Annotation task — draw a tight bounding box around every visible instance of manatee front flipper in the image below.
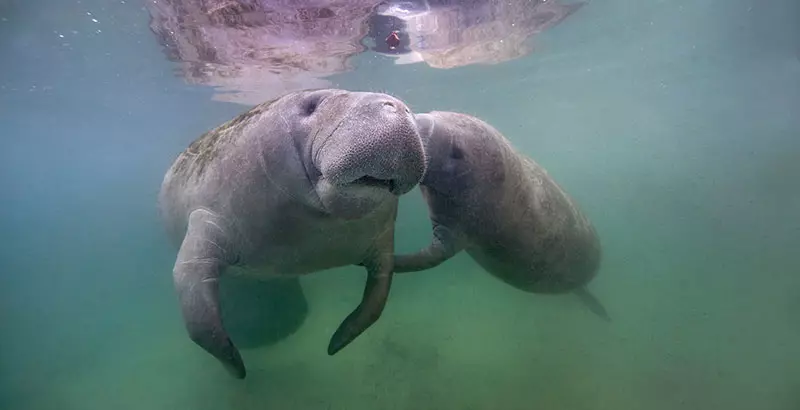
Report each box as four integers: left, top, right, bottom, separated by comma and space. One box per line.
393, 223, 465, 273
173, 209, 245, 379
328, 223, 397, 355
573, 286, 611, 322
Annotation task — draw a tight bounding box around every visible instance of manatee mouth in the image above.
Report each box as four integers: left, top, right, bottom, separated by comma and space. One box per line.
352, 175, 396, 192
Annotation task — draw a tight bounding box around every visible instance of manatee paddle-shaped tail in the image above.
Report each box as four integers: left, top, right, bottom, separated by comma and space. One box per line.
173, 209, 246, 379
573, 286, 611, 322
328, 210, 399, 356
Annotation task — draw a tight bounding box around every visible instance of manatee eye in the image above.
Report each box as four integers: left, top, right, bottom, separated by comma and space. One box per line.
302, 95, 324, 116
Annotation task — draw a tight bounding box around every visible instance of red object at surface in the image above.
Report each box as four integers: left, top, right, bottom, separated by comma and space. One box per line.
385, 31, 400, 49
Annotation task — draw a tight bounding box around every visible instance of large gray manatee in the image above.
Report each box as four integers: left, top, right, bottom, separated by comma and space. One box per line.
393, 111, 610, 320
158, 89, 427, 379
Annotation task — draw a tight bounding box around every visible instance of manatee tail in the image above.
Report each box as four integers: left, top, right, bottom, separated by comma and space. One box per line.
573, 286, 611, 322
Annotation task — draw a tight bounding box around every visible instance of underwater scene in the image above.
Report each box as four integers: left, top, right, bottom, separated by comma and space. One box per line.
1, 0, 799, 409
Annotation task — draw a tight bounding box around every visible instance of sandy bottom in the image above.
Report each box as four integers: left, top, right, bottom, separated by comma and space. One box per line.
12, 254, 797, 410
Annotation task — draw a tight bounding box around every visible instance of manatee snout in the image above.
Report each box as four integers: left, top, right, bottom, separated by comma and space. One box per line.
361, 96, 426, 196
325, 94, 425, 193
315, 92, 426, 218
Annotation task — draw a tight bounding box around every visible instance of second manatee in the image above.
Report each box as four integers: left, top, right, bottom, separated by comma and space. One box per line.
394, 111, 610, 321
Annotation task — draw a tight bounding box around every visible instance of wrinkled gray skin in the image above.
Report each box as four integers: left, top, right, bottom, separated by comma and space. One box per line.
394, 111, 610, 320
158, 89, 427, 379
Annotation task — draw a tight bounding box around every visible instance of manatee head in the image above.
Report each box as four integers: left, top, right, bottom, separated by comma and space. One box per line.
287, 89, 427, 219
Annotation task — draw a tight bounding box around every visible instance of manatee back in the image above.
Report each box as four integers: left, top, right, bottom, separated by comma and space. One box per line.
158, 99, 312, 252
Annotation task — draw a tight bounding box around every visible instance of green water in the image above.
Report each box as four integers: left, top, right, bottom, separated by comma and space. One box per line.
1, 0, 799, 409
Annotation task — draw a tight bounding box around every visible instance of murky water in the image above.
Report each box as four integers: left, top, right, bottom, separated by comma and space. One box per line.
1, 0, 799, 409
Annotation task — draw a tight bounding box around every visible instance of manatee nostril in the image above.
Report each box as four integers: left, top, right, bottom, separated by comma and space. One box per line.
381, 101, 398, 113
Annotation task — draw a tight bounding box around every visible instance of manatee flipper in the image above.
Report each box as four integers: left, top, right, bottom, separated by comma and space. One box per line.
328, 223, 396, 355
393, 224, 465, 273
573, 286, 611, 322
327, 266, 393, 355
173, 209, 245, 379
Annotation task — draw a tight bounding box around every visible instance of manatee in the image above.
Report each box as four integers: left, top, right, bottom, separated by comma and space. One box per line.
158, 89, 426, 379
393, 111, 610, 320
